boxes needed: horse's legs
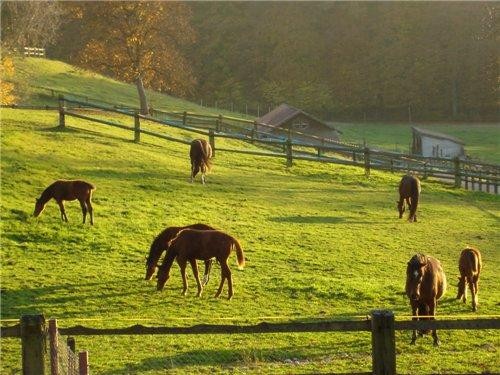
[214,267,226,298]
[201,165,206,185]
[79,199,87,224]
[202,259,212,286]
[178,259,188,296]
[456,276,466,302]
[57,200,68,222]
[429,299,439,346]
[191,163,200,183]
[222,262,233,300]
[469,276,478,311]
[86,196,94,225]
[410,303,418,345]
[189,259,203,297]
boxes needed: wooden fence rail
[2,312,498,375]
[45,96,500,194]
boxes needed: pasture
[1,107,499,374]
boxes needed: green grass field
[1,106,499,374]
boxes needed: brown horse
[190,139,212,184]
[397,175,421,222]
[405,254,447,346]
[157,229,245,299]
[457,247,482,312]
[33,180,95,225]
[145,223,216,281]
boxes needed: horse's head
[33,198,45,217]
[397,200,405,219]
[145,256,157,281]
[405,254,428,301]
[156,264,170,291]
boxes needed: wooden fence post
[218,115,223,132]
[182,111,187,126]
[49,319,59,375]
[209,130,215,158]
[364,147,371,177]
[286,139,293,167]
[454,157,461,188]
[67,337,77,374]
[21,314,47,375]
[371,310,396,375]
[78,351,89,375]
[252,121,258,144]
[134,113,141,143]
[352,151,357,163]
[58,95,66,128]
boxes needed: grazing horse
[190,139,212,184]
[457,247,482,312]
[33,180,95,225]
[397,175,421,222]
[145,223,216,281]
[157,229,245,299]
[405,254,447,346]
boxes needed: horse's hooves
[410,340,416,345]
[433,340,440,347]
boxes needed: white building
[411,127,465,159]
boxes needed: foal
[34,180,95,225]
[190,139,212,184]
[157,229,245,299]
[398,175,421,222]
[405,254,447,346]
[145,223,216,281]
[457,247,482,312]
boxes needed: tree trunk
[135,76,149,115]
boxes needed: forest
[1,1,498,121]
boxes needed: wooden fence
[54,96,500,193]
[1,311,499,375]
[24,47,46,57]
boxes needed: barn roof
[257,103,337,132]
[412,127,465,145]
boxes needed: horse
[397,175,421,222]
[405,253,447,346]
[457,247,482,312]
[190,139,212,184]
[33,180,96,225]
[145,223,216,281]
[157,229,245,299]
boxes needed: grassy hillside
[1,108,499,374]
[9,57,500,163]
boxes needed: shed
[256,104,340,144]
[411,127,465,159]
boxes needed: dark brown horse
[34,180,95,225]
[405,254,447,346]
[397,175,421,222]
[157,229,245,299]
[190,139,212,184]
[145,223,216,281]
[457,247,482,312]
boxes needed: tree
[75,2,196,114]
[1,1,63,50]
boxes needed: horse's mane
[408,253,428,270]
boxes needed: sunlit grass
[1,106,499,374]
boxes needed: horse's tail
[409,192,419,219]
[466,249,479,275]
[231,238,245,270]
[199,140,212,171]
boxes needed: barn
[256,103,340,144]
[411,126,465,159]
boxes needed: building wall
[276,114,339,142]
[421,136,464,158]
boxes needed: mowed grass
[1,108,499,374]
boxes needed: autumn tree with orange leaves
[75,2,195,114]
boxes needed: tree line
[1,1,497,121]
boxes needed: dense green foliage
[1,107,499,373]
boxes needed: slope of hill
[1,106,499,374]
[9,57,500,163]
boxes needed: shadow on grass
[269,216,370,224]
